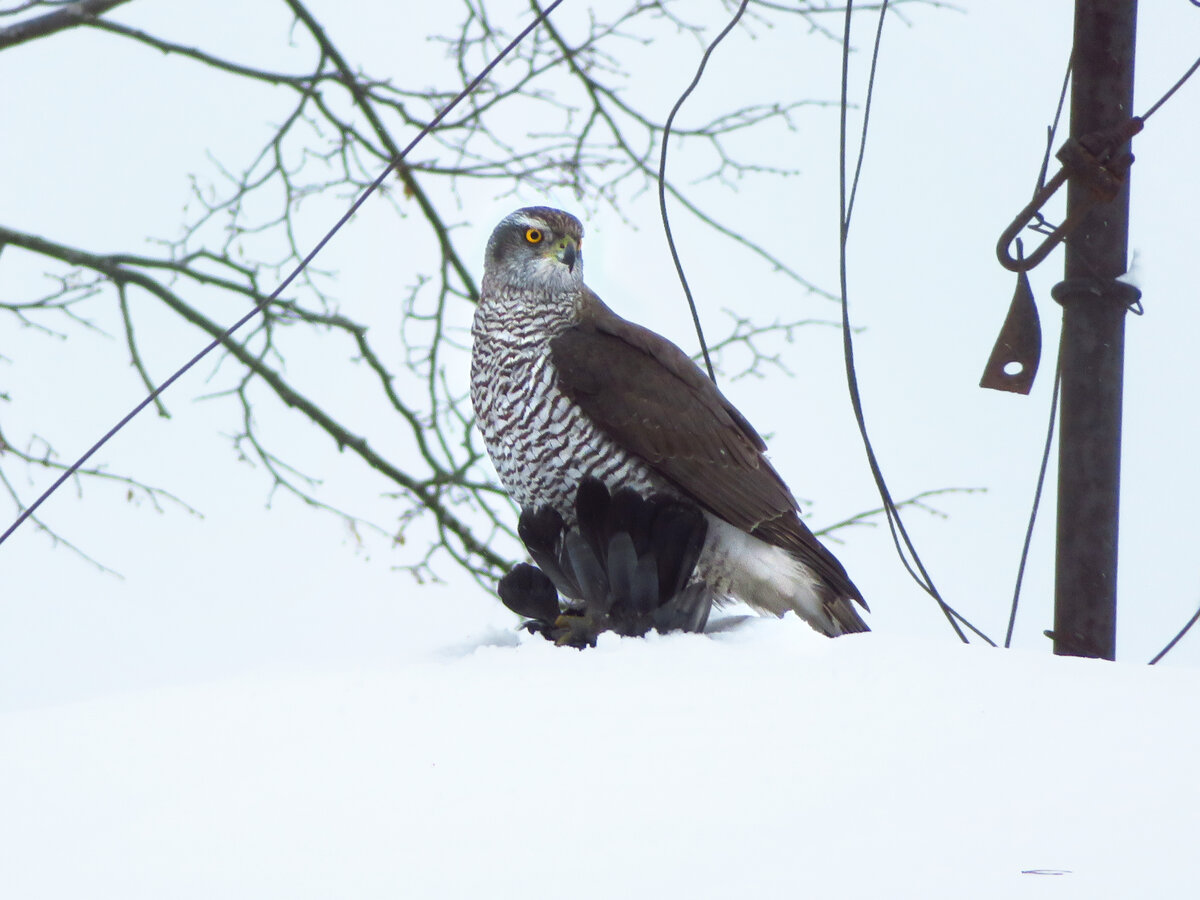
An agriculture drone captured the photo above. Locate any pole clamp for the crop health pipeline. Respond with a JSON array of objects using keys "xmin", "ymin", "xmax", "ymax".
[{"xmin": 996, "ymin": 117, "xmax": 1144, "ymax": 273}]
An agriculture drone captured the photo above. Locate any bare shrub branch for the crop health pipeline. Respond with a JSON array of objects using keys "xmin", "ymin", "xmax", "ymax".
[{"xmin": 0, "ymin": 0, "xmax": 895, "ymax": 585}]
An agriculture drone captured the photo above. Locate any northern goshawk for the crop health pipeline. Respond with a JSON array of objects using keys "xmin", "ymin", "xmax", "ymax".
[{"xmin": 471, "ymin": 207, "xmax": 868, "ymax": 636}]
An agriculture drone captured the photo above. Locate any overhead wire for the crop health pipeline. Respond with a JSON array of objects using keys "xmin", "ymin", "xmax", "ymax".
[
  {"xmin": 654, "ymin": 3, "xmax": 1200, "ymax": 654},
  {"xmin": 1005, "ymin": 344, "xmax": 1062, "ymax": 648},
  {"xmin": 1004, "ymin": 50, "xmax": 1072, "ymax": 649},
  {"xmin": 0, "ymin": 0, "xmax": 567, "ymax": 551},
  {"xmin": 1002, "ymin": 31, "xmax": 1200, "ymax": 660},
  {"xmin": 657, "ymin": 0, "xmax": 752, "ymax": 384},
  {"xmin": 1139, "ymin": 50, "xmax": 1200, "ymax": 121},
  {"xmin": 843, "ymin": 1, "xmax": 887, "ymax": 232},
  {"xmin": 837, "ymin": 0, "xmax": 993, "ymax": 645},
  {"xmin": 1133, "ymin": 27, "xmax": 1200, "ymax": 663},
  {"xmin": 1149, "ymin": 602, "xmax": 1200, "ymax": 665}
]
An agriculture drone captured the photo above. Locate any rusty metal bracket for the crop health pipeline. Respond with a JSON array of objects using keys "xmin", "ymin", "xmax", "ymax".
[
  {"xmin": 981, "ymin": 255, "xmax": 1042, "ymax": 394},
  {"xmin": 996, "ymin": 117, "xmax": 1144, "ymax": 272}
]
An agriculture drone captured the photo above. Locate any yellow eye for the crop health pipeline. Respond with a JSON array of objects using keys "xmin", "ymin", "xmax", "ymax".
[{"xmin": 525, "ymin": 228, "xmax": 543, "ymax": 244}]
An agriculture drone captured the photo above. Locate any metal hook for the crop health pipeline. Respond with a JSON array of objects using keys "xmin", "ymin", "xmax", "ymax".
[
  {"xmin": 996, "ymin": 117, "xmax": 1143, "ymax": 273},
  {"xmin": 996, "ymin": 169, "xmax": 1072, "ymax": 272}
]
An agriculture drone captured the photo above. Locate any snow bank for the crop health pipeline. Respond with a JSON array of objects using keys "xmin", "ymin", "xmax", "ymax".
[{"xmin": 2, "ymin": 620, "xmax": 1196, "ymax": 899}]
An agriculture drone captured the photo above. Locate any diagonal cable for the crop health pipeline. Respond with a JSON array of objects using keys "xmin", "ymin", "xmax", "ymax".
[
  {"xmin": 0, "ymin": 0, "xmax": 566, "ymax": 551},
  {"xmin": 1004, "ymin": 50, "xmax": 1072, "ymax": 647}
]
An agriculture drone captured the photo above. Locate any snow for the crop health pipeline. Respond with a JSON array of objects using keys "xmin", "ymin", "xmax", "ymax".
[
  {"xmin": 3, "ymin": 614, "xmax": 1197, "ymax": 899},
  {"xmin": 2, "ymin": 3, "xmax": 1198, "ymax": 895}
]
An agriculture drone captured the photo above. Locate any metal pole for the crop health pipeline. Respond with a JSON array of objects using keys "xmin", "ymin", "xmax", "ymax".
[{"xmin": 1052, "ymin": 0, "xmax": 1138, "ymax": 659}]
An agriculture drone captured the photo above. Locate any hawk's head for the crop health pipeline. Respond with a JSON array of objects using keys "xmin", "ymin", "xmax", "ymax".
[{"xmin": 483, "ymin": 207, "xmax": 584, "ymax": 296}]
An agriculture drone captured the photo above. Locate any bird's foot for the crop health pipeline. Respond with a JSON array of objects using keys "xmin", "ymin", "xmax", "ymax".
[{"xmin": 550, "ymin": 612, "xmax": 605, "ymax": 649}]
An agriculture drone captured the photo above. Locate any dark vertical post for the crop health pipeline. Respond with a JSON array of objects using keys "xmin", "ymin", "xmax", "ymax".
[{"xmin": 1051, "ymin": 0, "xmax": 1138, "ymax": 659}]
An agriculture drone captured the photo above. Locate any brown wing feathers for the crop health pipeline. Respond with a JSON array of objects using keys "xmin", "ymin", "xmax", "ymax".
[{"xmin": 551, "ymin": 293, "xmax": 865, "ymax": 606}]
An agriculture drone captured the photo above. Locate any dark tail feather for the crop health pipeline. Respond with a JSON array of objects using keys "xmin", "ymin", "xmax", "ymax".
[{"xmin": 826, "ymin": 595, "xmax": 871, "ymax": 635}]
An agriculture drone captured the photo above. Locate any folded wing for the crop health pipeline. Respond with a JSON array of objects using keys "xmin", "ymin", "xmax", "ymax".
[{"xmin": 551, "ymin": 291, "xmax": 865, "ymax": 609}]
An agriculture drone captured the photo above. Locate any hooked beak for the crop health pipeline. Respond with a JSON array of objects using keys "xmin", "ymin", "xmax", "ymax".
[{"xmin": 559, "ymin": 241, "xmax": 578, "ymax": 272}]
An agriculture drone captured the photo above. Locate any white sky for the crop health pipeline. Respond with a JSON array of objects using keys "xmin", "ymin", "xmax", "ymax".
[{"xmin": 1, "ymin": 1, "xmax": 1199, "ymax": 710}]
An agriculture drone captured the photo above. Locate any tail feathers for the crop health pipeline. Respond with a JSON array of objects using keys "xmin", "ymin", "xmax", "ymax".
[
  {"xmin": 701, "ymin": 516, "xmax": 869, "ymax": 637},
  {"xmin": 824, "ymin": 594, "xmax": 870, "ymax": 636}
]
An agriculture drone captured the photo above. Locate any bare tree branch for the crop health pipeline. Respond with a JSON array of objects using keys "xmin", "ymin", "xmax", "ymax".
[
  {"xmin": 0, "ymin": 0, "xmax": 923, "ymax": 590},
  {"xmin": 0, "ymin": 222, "xmax": 513, "ymax": 577},
  {"xmin": 0, "ymin": 0, "xmax": 130, "ymax": 51}
]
